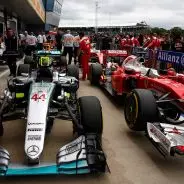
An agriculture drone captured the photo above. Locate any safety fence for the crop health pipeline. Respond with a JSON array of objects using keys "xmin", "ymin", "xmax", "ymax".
[{"xmin": 124, "ymin": 46, "xmax": 184, "ymax": 73}]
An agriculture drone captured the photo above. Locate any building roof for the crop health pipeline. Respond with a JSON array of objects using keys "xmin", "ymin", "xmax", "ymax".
[{"xmin": 59, "ymin": 21, "xmax": 149, "ymax": 28}]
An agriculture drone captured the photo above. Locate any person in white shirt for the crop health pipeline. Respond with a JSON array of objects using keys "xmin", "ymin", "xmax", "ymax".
[
  {"xmin": 62, "ymin": 30, "xmax": 74, "ymax": 64},
  {"xmin": 25, "ymin": 32, "xmax": 37, "ymax": 55},
  {"xmin": 37, "ymin": 32, "xmax": 43, "ymax": 50},
  {"xmin": 42, "ymin": 32, "xmax": 47, "ymax": 43}
]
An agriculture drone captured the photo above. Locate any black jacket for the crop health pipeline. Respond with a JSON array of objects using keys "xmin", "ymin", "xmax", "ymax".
[{"xmin": 5, "ymin": 36, "xmax": 18, "ymax": 51}]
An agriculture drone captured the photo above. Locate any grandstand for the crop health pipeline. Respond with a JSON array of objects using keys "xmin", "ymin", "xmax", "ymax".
[{"xmin": 59, "ymin": 21, "xmax": 150, "ymax": 34}]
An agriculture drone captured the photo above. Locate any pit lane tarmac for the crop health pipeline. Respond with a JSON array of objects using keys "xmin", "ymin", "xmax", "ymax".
[{"xmin": 1, "ymin": 77, "xmax": 184, "ymax": 184}]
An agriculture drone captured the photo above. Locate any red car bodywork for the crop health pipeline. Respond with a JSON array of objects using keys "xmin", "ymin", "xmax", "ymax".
[
  {"xmin": 90, "ymin": 50, "xmax": 128, "ymax": 65},
  {"xmin": 91, "ymin": 53, "xmax": 184, "ymax": 108}
]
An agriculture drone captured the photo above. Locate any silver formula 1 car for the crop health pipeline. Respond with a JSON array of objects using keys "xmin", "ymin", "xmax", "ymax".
[{"xmin": 0, "ymin": 50, "xmax": 107, "ymax": 176}]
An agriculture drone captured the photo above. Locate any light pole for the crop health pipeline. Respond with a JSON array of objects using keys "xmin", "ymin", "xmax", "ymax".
[{"xmin": 95, "ymin": 0, "xmax": 99, "ymax": 34}]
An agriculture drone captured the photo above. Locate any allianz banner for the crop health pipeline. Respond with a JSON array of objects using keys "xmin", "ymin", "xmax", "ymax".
[{"xmin": 156, "ymin": 50, "xmax": 184, "ymax": 66}]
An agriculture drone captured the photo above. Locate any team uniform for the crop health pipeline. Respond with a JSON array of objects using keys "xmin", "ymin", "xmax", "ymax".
[
  {"xmin": 132, "ymin": 37, "xmax": 140, "ymax": 47},
  {"xmin": 146, "ymin": 37, "xmax": 161, "ymax": 50},
  {"xmin": 80, "ymin": 37, "xmax": 91, "ymax": 80},
  {"xmin": 73, "ymin": 35, "xmax": 80, "ymax": 64},
  {"xmin": 62, "ymin": 33, "xmax": 74, "ymax": 65}
]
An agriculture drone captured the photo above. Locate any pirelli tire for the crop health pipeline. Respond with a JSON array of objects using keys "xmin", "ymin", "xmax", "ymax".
[
  {"xmin": 124, "ymin": 89, "xmax": 158, "ymax": 131},
  {"xmin": 78, "ymin": 96, "xmax": 103, "ymax": 135},
  {"xmin": 24, "ymin": 56, "xmax": 34, "ymax": 64},
  {"xmin": 89, "ymin": 63, "xmax": 102, "ymax": 85},
  {"xmin": 17, "ymin": 64, "xmax": 30, "ymax": 77},
  {"xmin": 60, "ymin": 56, "xmax": 67, "ymax": 66},
  {"xmin": 67, "ymin": 64, "xmax": 79, "ymax": 80}
]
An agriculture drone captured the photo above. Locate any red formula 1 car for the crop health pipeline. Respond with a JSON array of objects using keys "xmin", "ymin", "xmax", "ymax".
[
  {"xmin": 90, "ymin": 51, "xmax": 184, "ymax": 157},
  {"xmin": 89, "ymin": 51, "xmax": 148, "ymax": 95}
]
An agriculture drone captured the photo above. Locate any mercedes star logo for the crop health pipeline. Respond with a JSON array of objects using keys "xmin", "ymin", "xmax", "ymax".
[{"xmin": 27, "ymin": 145, "xmax": 39, "ymax": 156}]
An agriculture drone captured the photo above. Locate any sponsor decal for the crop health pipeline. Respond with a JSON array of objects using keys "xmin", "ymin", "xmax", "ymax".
[
  {"xmin": 157, "ymin": 50, "xmax": 184, "ymax": 66},
  {"xmin": 28, "ymin": 122, "xmax": 44, "ymax": 125},
  {"xmin": 108, "ymin": 50, "xmax": 127, "ymax": 55},
  {"xmin": 28, "ymin": 135, "xmax": 41, "ymax": 141},
  {"xmin": 66, "ymin": 143, "xmax": 80, "ymax": 154},
  {"xmin": 169, "ymin": 127, "xmax": 181, "ymax": 135},
  {"xmin": 27, "ymin": 145, "xmax": 39, "ymax": 156},
  {"xmin": 31, "ymin": 91, "xmax": 46, "ymax": 102},
  {"xmin": 150, "ymin": 127, "xmax": 170, "ymax": 150},
  {"xmin": 28, "ymin": 128, "xmax": 43, "ymax": 132}
]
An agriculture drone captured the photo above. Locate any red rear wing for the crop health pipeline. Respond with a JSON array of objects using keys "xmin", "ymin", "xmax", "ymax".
[{"xmin": 103, "ymin": 50, "xmax": 128, "ymax": 57}]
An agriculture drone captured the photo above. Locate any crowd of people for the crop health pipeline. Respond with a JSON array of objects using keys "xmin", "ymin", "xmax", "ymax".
[
  {"xmin": 90, "ymin": 32, "xmax": 184, "ymax": 52},
  {"xmin": 0, "ymin": 27, "xmax": 184, "ymax": 79}
]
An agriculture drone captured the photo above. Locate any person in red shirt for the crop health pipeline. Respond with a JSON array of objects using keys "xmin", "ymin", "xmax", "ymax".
[
  {"xmin": 120, "ymin": 35, "xmax": 127, "ymax": 49},
  {"xmin": 143, "ymin": 34, "xmax": 152, "ymax": 48},
  {"xmin": 126, "ymin": 35, "xmax": 133, "ymax": 46},
  {"xmin": 79, "ymin": 32, "xmax": 91, "ymax": 80},
  {"xmin": 132, "ymin": 34, "xmax": 140, "ymax": 47},
  {"xmin": 145, "ymin": 33, "xmax": 161, "ymax": 50}
]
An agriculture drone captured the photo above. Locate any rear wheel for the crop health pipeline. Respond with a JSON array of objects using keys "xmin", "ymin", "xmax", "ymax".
[
  {"xmin": 67, "ymin": 64, "xmax": 79, "ymax": 80},
  {"xmin": 124, "ymin": 89, "xmax": 158, "ymax": 131},
  {"xmin": 89, "ymin": 63, "xmax": 103, "ymax": 85},
  {"xmin": 17, "ymin": 64, "xmax": 30, "ymax": 76},
  {"xmin": 24, "ymin": 56, "xmax": 33, "ymax": 64},
  {"xmin": 60, "ymin": 56, "xmax": 67, "ymax": 66},
  {"xmin": 78, "ymin": 96, "xmax": 103, "ymax": 136}
]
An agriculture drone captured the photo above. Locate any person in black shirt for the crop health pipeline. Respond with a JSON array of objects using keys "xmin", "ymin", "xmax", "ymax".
[
  {"xmin": 138, "ymin": 34, "xmax": 144, "ymax": 46},
  {"xmin": 4, "ymin": 28, "xmax": 18, "ymax": 76},
  {"xmin": 171, "ymin": 36, "xmax": 184, "ymax": 52},
  {"xmin": 161, "ymin": 34, "xmax": 171, "ymax": 51},
  {"xmin": 102, "ymin": 34, "xmax": 112, "ymax": 50},
  {"xmin": 55, "ymin": 28, "xmax": 63, "ymax": 51}
]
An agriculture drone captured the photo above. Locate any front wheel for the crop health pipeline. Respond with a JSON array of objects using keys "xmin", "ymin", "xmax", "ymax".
[
  {"xmin": 78, "ymin": 96, "xmax": 103, "ymax": 137},
  {"xmin": 124, "ymin": 89, "xmax": 158, "ymax": 131},
  {"xmin": 67, "ymin": 64, "xmax": 79, "ymax": 80},
  {"xmin": 89, "ymin": 63, "xmax": 103, "ymax": 85}
]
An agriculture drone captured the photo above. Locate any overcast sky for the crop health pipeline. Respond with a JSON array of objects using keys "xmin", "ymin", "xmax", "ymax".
[{"xmin": 59, "ymin": 0, "xmax": 184, "ymax": 29}]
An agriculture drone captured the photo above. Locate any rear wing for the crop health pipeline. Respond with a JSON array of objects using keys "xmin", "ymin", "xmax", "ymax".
[{"xmin": 35, "ymin": 50, "xmax": 62, "ymax": 57}]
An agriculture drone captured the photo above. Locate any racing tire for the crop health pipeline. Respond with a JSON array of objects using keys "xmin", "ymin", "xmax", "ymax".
[
  {"xmin": 124, "ymin": 89, "xmax": 158, "ymax": 131},
  {"xmin": 89, "ymin": 63, "xmax": 102, "ymax": 85},
  {"xmin": 78, "ymin": 96, "xmax": 103, "ymax": 135},
  {"xmin": 60, "ymin": 56, "xmax": 67, "ymax": 66},
  {"xmin": 67, "ymin": 64, "xmax": 79, "ymax": 80},
  {"xmin": 24, "ymin": 56, "xmax": 34, "ymax": 64},
  {"xmin": 17, "ymin": 64, "xmax": 30, "ymax": 76}
]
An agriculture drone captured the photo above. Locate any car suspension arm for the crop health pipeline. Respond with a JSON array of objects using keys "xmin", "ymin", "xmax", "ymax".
[{"xmin": 64, "ymin": 98, "xmax": 83, "ymax": 131}]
